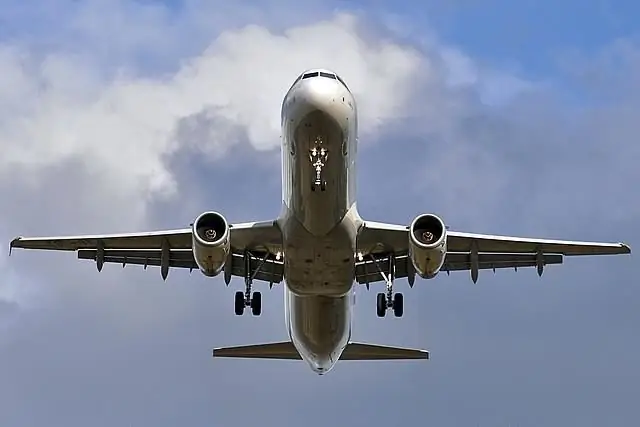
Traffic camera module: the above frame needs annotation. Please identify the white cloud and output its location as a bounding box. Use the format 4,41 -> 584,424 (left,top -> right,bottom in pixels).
0,3 -> 639,425
1,8 -> 637,313
0,10 -> 441,329
0,12 -> 425,221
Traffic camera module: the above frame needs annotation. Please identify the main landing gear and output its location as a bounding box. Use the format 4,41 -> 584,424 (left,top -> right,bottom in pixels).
234,250 -> 269,316
369,253 -> 404,318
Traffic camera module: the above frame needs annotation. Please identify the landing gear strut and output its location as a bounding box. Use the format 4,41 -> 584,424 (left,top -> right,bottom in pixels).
309,140 -> 328,192
370,253 -> 404,318
234,250 -> 268,316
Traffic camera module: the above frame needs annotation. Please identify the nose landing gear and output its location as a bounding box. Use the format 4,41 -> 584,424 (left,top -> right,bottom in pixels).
309,142 -> 328,192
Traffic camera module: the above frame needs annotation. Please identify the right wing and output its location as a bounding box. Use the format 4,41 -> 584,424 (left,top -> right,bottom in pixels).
10,220 -> 284,284
356,220 -> 631,285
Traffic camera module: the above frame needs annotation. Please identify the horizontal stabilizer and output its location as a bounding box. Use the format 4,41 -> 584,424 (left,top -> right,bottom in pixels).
212,341 -> 428,361
213,341 -> 302,360
341,342 -> 429,360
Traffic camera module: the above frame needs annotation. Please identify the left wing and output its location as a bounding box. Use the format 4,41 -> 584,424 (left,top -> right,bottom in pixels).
9,220 -> 284,284
356,220 -> 631,285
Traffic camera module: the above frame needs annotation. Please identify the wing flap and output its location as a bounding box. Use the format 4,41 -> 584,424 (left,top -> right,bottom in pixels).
77,249 -> 284,283
356,254 -> 410,284
443,252 -> 563,272
227,252 -> 284,284
355,252 -> 563,284
77,249 -> 197,270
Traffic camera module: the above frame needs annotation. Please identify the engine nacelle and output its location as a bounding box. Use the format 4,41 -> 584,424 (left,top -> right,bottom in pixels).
192,211 -> 231,277
409,213 -> 447,279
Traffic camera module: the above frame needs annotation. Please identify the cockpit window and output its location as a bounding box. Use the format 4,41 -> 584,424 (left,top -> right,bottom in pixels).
335,75 -> 349,91
319,72 -> 336,79
294,71 -> 351,92
302,71 -> 338,80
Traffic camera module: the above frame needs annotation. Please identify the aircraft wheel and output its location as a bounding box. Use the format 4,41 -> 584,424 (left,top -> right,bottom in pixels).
320,180 -> 327,191
251,291 -> 262,316
234,291 -> 245,315
376,293 -> 387,317
393,293 -> 404,318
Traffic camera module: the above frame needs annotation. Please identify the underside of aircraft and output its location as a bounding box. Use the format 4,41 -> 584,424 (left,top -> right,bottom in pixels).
9,68 -> 631,375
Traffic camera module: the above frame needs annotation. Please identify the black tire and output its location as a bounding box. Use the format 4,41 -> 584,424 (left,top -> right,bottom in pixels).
393,293 -> 404,318
234,291 -> 245,315
320,181 -> 327,191
376,293 -> 387,317
251,291 -> 262,316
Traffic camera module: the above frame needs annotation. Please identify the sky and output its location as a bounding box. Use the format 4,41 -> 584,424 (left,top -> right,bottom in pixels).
0,0 -> 638,425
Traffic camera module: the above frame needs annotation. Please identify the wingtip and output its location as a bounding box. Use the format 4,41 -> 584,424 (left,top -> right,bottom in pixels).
621,243 -> 632,254
8,236 -> 22,255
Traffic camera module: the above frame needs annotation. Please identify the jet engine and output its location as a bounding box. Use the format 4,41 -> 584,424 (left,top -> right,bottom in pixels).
409,213 -> 447,279
192,211 -> 231,277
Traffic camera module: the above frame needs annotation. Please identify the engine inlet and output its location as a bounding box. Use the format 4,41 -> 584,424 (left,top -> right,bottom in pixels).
195,212 -> 228,244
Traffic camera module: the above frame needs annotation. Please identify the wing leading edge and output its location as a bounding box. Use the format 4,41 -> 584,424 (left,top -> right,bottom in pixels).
9,220 -> 284,284
356,220 -> 631,284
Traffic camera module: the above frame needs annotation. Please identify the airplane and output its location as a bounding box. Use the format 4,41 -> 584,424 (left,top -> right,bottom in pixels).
9,68 -> 631,375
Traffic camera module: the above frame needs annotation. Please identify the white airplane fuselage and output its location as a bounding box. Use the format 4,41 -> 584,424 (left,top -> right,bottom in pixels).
277,70 -> 362,374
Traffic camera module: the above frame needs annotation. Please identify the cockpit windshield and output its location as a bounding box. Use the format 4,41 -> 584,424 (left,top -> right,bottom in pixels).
289,70 -> 350,92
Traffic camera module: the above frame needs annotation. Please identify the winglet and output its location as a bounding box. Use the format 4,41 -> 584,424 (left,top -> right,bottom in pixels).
8,237 -> 21,256
621,243 -> 632,254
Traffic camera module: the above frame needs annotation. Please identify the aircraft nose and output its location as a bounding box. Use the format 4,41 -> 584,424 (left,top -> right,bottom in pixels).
298,79 -> 340,111
290,80 -> 351,132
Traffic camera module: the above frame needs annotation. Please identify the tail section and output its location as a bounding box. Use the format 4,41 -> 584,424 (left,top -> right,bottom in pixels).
212,341 -> 428,360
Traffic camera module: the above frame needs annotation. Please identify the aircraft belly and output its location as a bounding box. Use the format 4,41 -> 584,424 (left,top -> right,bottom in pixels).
284,245 -> 354,296
280,204 -> 360,296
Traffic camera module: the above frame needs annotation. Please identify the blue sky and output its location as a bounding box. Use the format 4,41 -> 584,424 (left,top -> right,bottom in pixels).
0,1 -> 638,426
